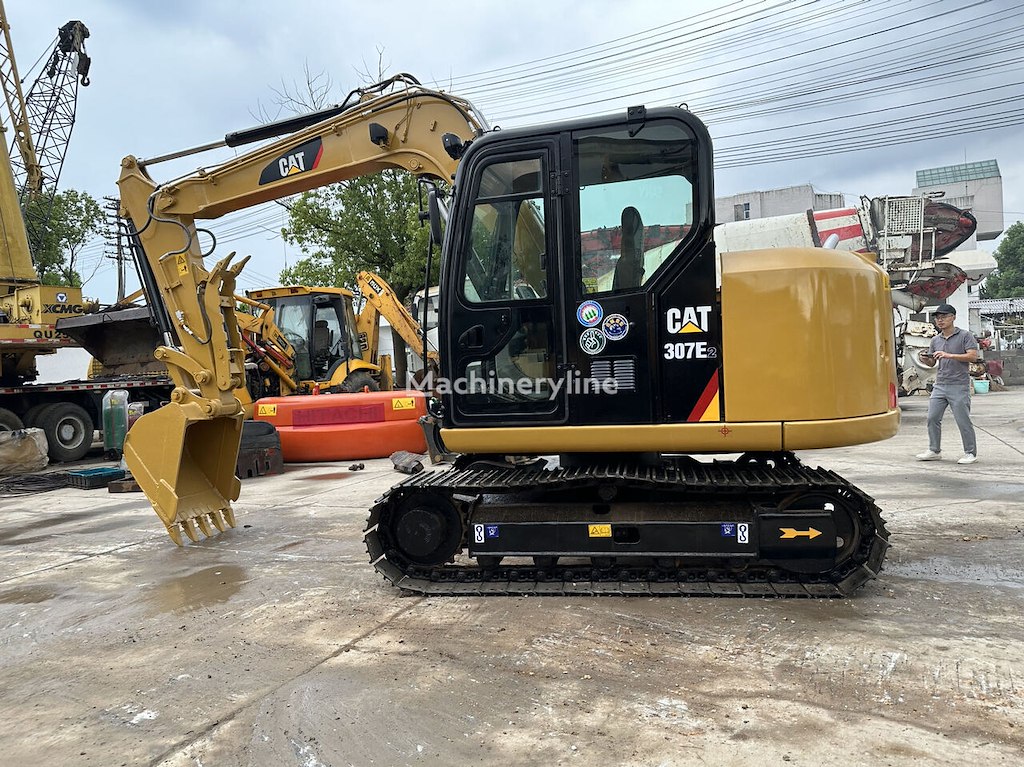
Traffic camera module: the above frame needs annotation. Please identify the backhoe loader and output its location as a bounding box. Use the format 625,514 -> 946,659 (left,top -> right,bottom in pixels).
120,74 -> 899,596
237,270 -> 437,400
239,284 -> 379,401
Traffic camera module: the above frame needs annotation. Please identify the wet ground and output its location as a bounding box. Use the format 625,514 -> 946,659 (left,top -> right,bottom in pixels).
1,389 -> 1022,766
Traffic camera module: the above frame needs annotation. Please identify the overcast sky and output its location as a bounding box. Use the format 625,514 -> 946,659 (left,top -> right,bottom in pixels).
6,0 -> 1022,303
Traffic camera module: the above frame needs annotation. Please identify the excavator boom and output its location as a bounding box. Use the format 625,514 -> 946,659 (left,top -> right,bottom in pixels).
118,74 -> 485,543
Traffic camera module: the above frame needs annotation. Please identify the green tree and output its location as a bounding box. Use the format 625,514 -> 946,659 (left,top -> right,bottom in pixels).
981,221 -> 1024,298
25,189 -> 104,287
279,170 -> 438,301
267,62 -> 438,303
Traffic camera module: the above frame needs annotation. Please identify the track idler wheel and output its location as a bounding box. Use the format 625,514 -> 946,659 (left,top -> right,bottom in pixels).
388,493 -> 463,567
766,490 -> 861,574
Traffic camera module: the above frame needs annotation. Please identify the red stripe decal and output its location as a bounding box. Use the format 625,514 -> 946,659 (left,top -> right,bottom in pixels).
816,223 -> 865,242
687,369 -> 720,422
813,208 -> 859,221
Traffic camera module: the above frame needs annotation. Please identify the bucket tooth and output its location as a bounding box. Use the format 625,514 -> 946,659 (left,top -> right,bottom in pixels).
196,515 -> 213,538
167,524 -> 184,547
223,507 -> 236,528
209,511 -> 225,532
182,518 -> 200,542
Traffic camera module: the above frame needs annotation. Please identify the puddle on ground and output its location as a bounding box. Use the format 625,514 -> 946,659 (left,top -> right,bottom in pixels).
0,585 -> 59,604
146,565 -> 248,614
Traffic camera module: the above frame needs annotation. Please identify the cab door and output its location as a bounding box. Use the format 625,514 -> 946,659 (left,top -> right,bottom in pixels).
565,118 -> 707,426
443,141 -> 567,427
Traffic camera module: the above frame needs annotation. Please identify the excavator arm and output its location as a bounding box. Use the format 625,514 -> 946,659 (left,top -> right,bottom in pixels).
117,74 -> 485,544
355,270 -> 438,377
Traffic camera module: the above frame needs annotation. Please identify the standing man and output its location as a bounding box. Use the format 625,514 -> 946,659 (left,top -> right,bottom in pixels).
916,303 -> 979,464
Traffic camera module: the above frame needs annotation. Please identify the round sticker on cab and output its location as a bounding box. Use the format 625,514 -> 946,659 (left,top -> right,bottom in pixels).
577,300 -> 603,327
580,327 -> 607,355
602,313 -> 629,341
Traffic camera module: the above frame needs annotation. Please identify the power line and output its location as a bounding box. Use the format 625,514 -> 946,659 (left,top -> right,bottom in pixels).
464,0 -> 997,121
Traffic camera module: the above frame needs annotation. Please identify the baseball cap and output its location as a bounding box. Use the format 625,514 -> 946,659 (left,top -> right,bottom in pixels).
934,303 -> 956,315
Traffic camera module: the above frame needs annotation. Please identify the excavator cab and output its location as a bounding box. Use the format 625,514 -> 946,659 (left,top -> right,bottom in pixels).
439,108 -> 711,431
431,106 -> 896,447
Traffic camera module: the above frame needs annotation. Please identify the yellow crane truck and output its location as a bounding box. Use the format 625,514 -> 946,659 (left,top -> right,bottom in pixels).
0,6 -> 170,462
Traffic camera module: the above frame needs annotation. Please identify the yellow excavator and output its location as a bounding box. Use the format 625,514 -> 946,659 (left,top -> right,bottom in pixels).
120,74 -> 899,595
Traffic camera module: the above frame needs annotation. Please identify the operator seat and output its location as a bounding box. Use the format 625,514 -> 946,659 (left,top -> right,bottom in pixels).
312,319 -> 332,353
613,206 -> 645,290
311,319 -> 335,377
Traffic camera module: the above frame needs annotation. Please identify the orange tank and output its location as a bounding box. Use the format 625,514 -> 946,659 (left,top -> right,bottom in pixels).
253,390 -> 428,462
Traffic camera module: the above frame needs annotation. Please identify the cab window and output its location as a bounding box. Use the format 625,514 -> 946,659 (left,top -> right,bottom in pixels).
463,156 -> 548,304
575,122 -> 697,294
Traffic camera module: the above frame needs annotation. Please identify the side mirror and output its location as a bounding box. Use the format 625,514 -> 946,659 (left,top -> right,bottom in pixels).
427,188 -> 443,247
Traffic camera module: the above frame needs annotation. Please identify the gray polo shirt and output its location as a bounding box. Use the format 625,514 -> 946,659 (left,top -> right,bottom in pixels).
929,326 -> 979,387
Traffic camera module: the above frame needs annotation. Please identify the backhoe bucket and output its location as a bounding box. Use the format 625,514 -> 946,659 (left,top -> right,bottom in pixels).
124,403 -> 243,545
56,306 -> 164,375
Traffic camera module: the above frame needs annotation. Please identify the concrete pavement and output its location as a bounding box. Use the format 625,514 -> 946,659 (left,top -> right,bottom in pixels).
1,388 -> 1022,766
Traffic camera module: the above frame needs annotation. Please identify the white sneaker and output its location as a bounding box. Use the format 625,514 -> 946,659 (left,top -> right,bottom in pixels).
916,450 -> 942,461
957,453 -> 978,465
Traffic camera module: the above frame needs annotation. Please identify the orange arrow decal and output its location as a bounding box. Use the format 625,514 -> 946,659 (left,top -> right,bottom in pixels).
779,527 -> 822,540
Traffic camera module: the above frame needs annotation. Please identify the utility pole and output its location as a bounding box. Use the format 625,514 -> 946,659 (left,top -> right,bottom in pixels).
102,196 -> 125,302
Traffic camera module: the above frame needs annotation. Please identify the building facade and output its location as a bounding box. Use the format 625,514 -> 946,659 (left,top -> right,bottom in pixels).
715,185 -> 844,224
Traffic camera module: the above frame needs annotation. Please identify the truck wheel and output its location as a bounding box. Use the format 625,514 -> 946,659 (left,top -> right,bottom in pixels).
0,407 -> 24,431
338,371 -> 380,393
37,403 -> 93,462
22,404 -> 48,427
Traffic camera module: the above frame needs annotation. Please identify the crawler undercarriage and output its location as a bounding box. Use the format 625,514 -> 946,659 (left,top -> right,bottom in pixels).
364,452 -> 888,597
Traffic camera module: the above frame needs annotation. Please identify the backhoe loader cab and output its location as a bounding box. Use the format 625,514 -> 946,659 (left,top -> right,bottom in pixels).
244,286 -> 374,394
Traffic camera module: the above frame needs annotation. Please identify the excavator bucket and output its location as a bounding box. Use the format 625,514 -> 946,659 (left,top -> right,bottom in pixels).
124,403 -> 243,545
